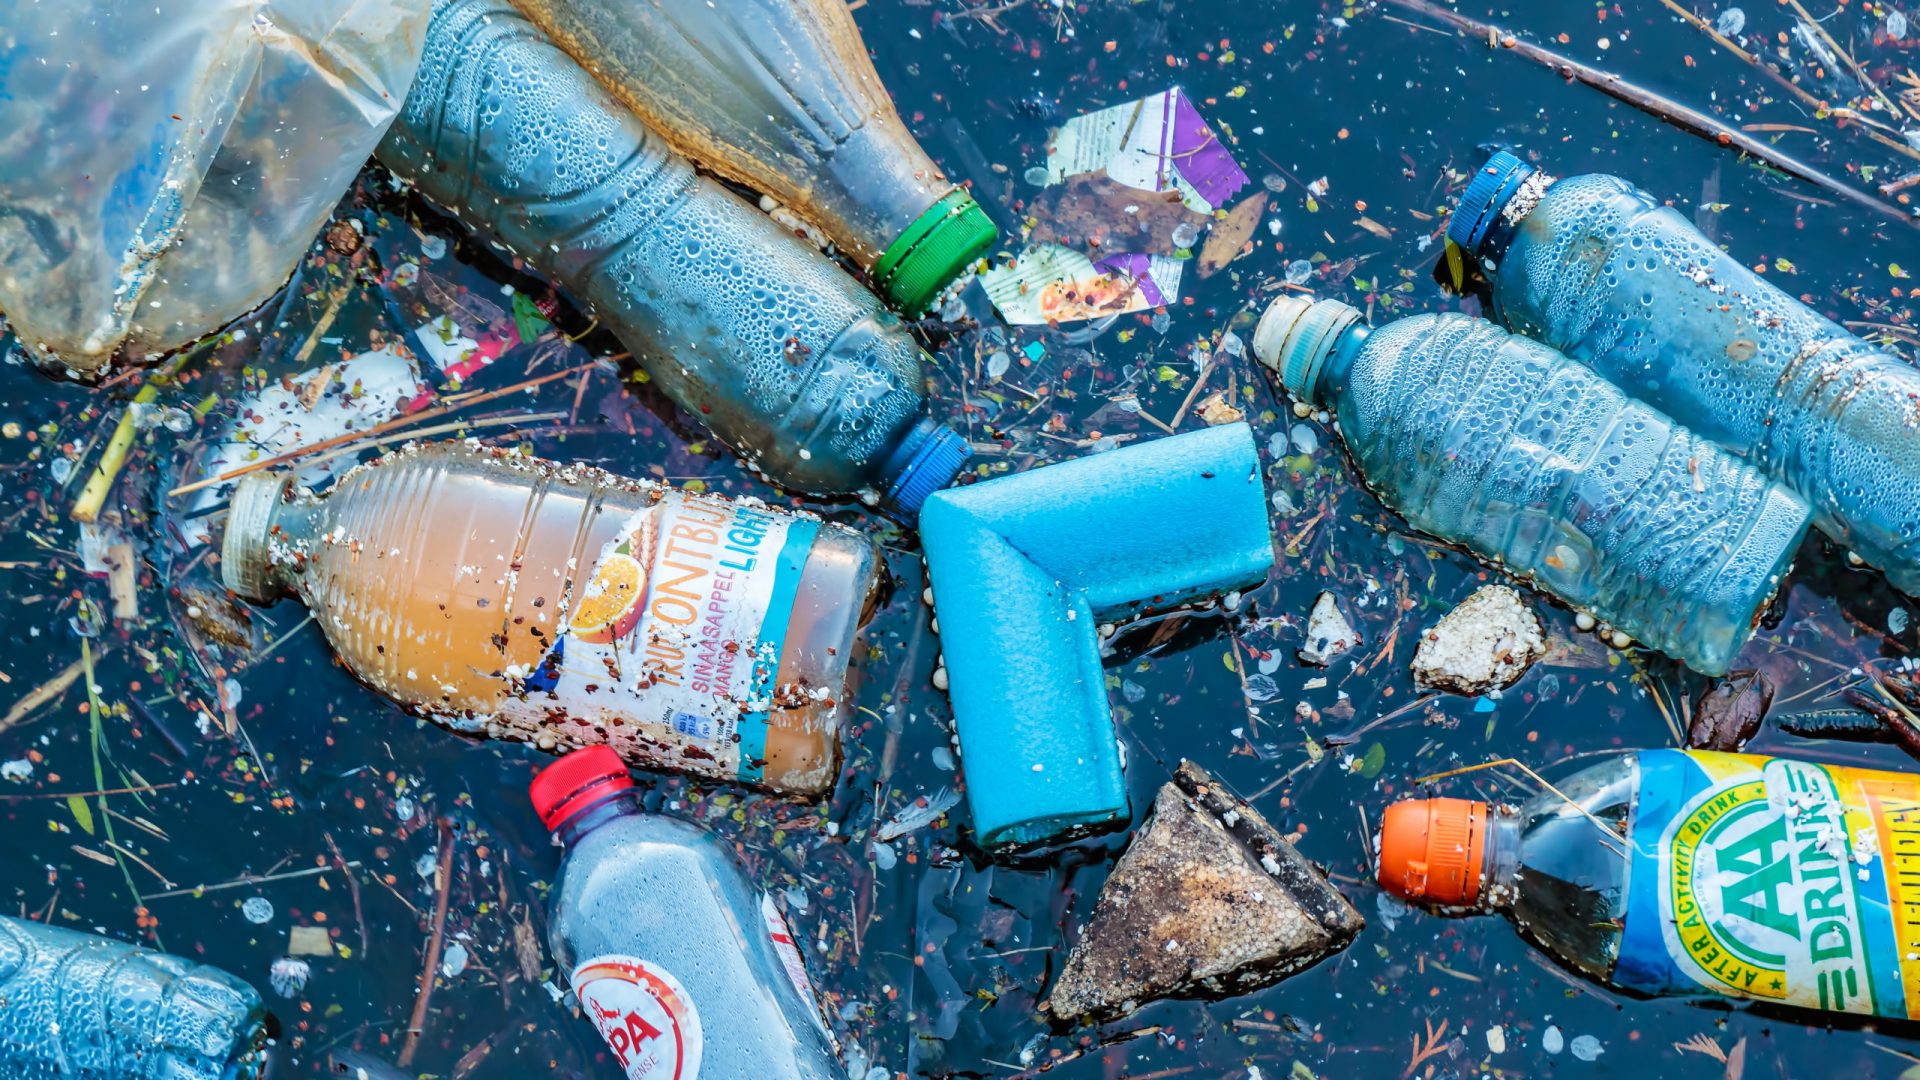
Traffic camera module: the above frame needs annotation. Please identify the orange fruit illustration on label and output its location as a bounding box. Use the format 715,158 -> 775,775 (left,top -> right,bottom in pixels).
572,551 -> 645,644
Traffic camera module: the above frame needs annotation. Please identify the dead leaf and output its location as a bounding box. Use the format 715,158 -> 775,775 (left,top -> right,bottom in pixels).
1355,215 -> 1394,240
1196,390 -> 1246,425
1028,171 -> 1210,256
1198,192 -> 1268,277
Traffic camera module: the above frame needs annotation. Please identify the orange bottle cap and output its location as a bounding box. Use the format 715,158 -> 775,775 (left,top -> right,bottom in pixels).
1377,797 -> 1489,906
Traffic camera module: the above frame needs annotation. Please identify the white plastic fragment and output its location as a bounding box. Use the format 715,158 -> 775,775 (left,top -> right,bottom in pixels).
1410,584 -> 1547,695
1299,592 -> 1361,667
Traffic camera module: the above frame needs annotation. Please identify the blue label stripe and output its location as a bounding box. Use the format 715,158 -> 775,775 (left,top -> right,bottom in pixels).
736,520 -> 819,783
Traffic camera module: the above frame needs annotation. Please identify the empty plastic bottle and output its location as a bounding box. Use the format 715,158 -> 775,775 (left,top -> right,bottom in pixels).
222,440 -> 880,794
1450,149 -> 1920,594
514,0 -> 998,317
377,0 -> 969,516
0,914 -> 273,1078
1254,296 -> 1810,675
1378,750 -> 1920,1019
532,746 -> 843,1079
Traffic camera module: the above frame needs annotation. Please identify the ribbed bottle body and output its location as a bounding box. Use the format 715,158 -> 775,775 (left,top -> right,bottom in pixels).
1333,314 -> 1808,674
0,916 -> 269,1080
378,0 -> 934,498
1491,173 -> 1920,593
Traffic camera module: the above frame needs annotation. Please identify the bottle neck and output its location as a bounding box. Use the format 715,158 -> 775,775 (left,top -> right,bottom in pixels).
554,788 -> 645,849
1298,321 -> 1370,411
222,478 -> 324,603
1477,804 -> 1525,912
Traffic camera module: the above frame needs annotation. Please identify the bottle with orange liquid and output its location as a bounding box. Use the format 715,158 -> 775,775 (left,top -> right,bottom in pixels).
1378,750 -> 1920,1019
221,440 -> 880,794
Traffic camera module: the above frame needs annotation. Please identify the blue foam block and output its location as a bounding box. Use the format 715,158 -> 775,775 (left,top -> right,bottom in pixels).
919,422 -> 1275,847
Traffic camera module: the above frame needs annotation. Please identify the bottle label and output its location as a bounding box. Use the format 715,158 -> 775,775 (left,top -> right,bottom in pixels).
571,955 -> 703,1079
516,492 -> 818,783
1618,749 -> 1920,1018
761,892 -> 838,1051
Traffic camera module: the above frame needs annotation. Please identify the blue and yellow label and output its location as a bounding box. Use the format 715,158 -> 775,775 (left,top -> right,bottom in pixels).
1618,750 -> 1920,1017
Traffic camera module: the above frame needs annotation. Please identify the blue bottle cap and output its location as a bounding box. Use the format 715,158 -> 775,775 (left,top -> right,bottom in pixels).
880,417 -> 972,519
1448,150 -> 1537,255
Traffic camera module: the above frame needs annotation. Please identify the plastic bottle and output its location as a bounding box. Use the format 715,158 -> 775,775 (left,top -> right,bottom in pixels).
513,0 -> 997,317
1449,149 -> 1920,594
1253,296 -> 1810,676
222,440 -> 879,794
532,746 -> 843,1079
377,0 -> 969,515
1378,749 -> 1920,1019
0,914 -> 273,1078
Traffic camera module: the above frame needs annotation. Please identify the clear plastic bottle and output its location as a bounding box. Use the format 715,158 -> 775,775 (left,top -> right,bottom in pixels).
1254,296 -> 1810,675
1450,149 -> 1920,594
222,440 -> 879,794
532,746 -> 843,1079
1379,750 -> 1920,1020
514,0 -> 998,316
376,0 -> 969,516
0,914 -> 274,1078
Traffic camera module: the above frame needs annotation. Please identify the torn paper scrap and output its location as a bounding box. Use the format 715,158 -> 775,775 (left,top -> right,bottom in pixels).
980,245 -> 1184,326
1044,87 -> 1249,214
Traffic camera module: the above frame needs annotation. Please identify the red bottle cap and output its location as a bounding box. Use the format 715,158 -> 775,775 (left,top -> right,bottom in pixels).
529,746 -> 634,831
1376,797 -> 1489,906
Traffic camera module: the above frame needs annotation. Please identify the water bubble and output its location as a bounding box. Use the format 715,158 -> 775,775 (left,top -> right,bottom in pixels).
442,941 -> 469,977
1290,422 -> 1320,455
1892,608 -> 1911,637
1569,1035 -> 1604,1061
1262,173 -> 1289,193
242,897 -> 274,925
871,841 -> 897,870
1285,259 -> 1314,285
784,885 -> 811,912
1023,165 -> 1050,186
986,350 -> 1011,380
1892,10 -> 1909,39
1219,330 -> 1246,358
1171,221 -> 1202,249
1121,679 -> 1147,703
931,745 -> 956,771
48,457 -> 72,484
394,796 -> 416,822
419,234 -> 449,261
416,851 -> 440,879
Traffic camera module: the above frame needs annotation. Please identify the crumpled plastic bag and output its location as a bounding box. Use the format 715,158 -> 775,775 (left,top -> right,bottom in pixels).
0,0 -> 430,375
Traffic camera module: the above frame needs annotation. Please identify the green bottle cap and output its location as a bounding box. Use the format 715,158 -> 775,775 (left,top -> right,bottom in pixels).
873,188 -> 997,317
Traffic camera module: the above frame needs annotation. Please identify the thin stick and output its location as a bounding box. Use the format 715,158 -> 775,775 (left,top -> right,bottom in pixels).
1,650 -> 101,733
166,362 -> 595,497
324,832 -> 370,959
73,383 -> 161,523
1382,0 -> 1919,227
398,818 -> 456,1068
145,861 -> 361,900
1656,0 -> 1920,161
1416,756 -> 1627,857
1782,0 -> 1906,122
0,783 -> 177,801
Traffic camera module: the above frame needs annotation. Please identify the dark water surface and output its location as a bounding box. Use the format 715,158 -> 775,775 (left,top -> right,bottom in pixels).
2,1 -> 1918,1076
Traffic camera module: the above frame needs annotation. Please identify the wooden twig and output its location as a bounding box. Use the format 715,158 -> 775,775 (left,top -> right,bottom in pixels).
398,817 -> 457,1069
324,832 -> 370,959
165,362 -> 596,497
1,648 -> 106,733
1381,0 -> 1919,227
